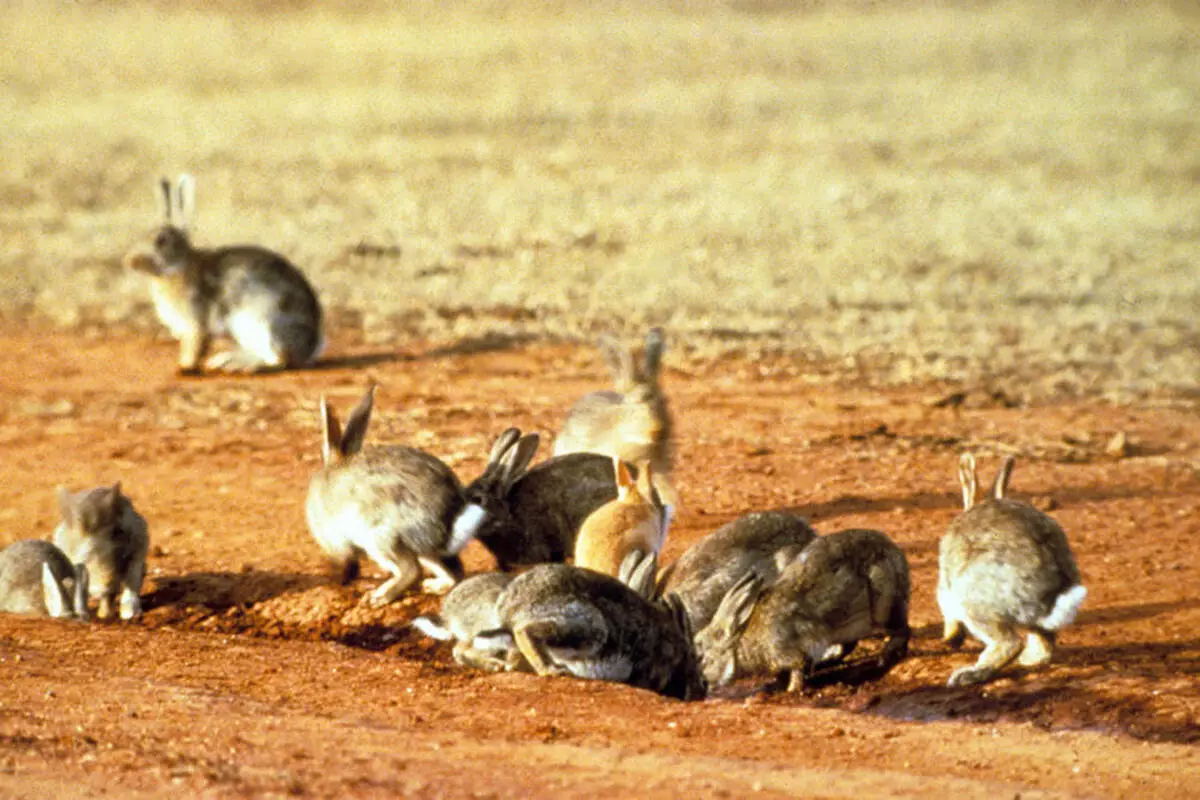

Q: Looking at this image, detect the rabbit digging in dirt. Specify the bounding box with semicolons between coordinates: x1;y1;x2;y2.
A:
462;428;622;570
124;174;324;374
0;540;90;620
305;385;484;606
53;484;149;620
938;454;1087;687
471;559;707;700
412;572;521;671
657;509;817;633
553;328;677;506
573;458;669;579
695;528;911;692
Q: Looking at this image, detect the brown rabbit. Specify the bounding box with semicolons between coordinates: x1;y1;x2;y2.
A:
553;328;677;506
938;453;1087;687
573;458;668;578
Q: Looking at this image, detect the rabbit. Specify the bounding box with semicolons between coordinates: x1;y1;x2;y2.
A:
0;540;90;621
572;458;669;579
124;174;324;374
938;453;1087;687
657;510;817;634
305;384;485;605
462;428;624;570
694;528;911;692
469;559;706;700
53;483;149;620
411;572;520;671
553;328;677;507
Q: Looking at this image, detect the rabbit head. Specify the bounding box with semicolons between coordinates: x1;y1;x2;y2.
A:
598;327;665;399
57;483;123;540
659;593;707;701
320;383;377;468
694;572;764;687
125;175;197;277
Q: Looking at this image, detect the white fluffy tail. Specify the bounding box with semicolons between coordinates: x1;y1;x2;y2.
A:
1040;584;1087;630
411;615;453;641
445;503;486;556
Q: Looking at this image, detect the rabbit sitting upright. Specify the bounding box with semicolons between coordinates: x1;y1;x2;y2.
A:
305;384;485;605
124;174;324;374
0;540;89;621
53;483;149;620
938;453;1087;687
694;528;910;692
553;328;677;507
573;458;669;579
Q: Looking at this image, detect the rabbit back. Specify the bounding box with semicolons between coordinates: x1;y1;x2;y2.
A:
0;540;78;618
662;510;817;631
433;572;515;642
307;445;466;560
940;499;1083;630
554;390;672;475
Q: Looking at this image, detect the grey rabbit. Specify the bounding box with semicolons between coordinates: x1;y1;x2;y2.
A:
657;510;817;633
53;483;149;620
124;174;324;374
553;328;677;506
0;540;90;620
305;385;485;605
462;428;621;570
470;558;707;700
938;453;1087;687
411;572;517;671
695;528;910;692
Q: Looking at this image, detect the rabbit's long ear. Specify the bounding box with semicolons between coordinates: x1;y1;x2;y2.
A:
714;572;761;636
597;334;634;384
992;456;1015;500
340;383;376;458
618;550;657;600
643;327;665;379
41;564;66;619
614;458;635;498
158;177;174;225
957;452;978;510
319;395;342;466
176;174;196;230
499;434;539;494
487;428;522;469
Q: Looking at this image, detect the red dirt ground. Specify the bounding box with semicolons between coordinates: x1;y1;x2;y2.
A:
1;325;1197;798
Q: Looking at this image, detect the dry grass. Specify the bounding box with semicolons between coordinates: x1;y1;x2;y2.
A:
1;0;1198;397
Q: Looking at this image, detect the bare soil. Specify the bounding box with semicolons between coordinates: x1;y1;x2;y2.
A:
1;326;1198;798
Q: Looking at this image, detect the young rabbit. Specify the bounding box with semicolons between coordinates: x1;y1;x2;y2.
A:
462;428;622;570
471;560;706;700
938;453;1087;687
412;572;520;671
573;458;668;579
553;328;677;506
657;510;817;633
124;174;324;374
53;484;149;620
0;540;90;620
305;385;485;605
695;528;911;692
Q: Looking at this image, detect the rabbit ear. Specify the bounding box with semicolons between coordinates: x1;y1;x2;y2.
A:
499;434;539;493
614;458;635;497
158;177;174;225
643;327;665;379
340;384;376;458
486;428;522;469
958;452;978;510
319;395;342;466
597;334;635;384
41;563;66;618
714;572;761;637
992;455;1015;500
618;550;658;600
73;563;90;621
176;174;195;230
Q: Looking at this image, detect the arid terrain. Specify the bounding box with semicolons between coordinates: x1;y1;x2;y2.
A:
2;0;1199;797
1;328;1198;798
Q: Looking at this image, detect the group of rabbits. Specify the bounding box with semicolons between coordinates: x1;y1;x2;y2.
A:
0;174;1088;703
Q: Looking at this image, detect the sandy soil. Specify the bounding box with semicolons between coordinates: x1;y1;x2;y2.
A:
0;326;1197;798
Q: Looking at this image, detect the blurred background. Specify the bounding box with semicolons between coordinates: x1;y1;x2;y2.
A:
1;0;1197;398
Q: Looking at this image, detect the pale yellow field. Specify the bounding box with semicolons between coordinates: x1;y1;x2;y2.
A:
2;0;1198;397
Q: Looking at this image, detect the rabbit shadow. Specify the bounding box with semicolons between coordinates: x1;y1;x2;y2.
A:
1074;597;1200;628
142;570;326;611
308;350;402;371
419;331;541;359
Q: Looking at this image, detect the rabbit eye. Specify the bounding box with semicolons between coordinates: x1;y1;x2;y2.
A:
154;232;169;249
